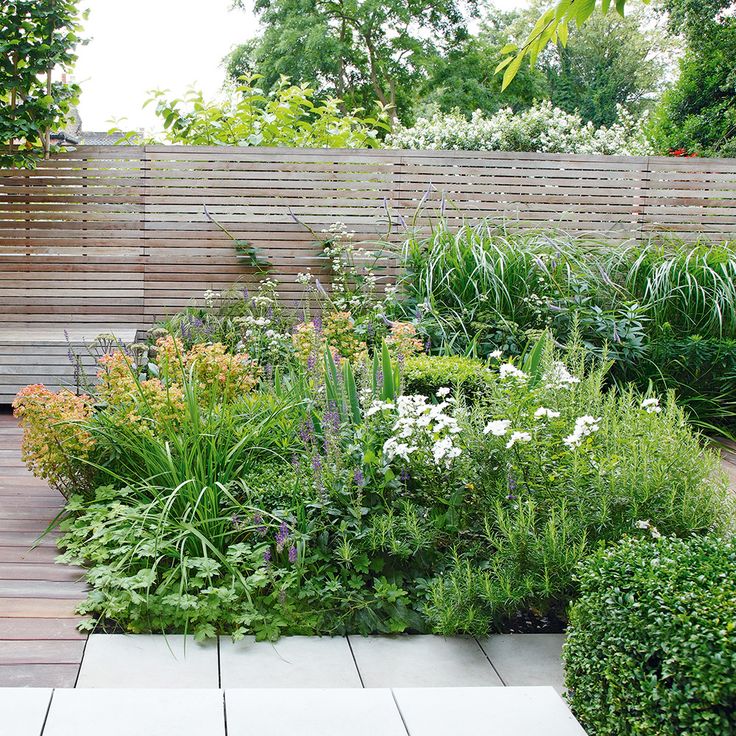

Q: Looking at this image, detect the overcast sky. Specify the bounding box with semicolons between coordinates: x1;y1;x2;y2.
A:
74;0;527;133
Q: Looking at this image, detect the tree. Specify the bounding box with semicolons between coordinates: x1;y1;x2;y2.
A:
496;0;647;89
419;8;548;117
228;0;473;125
649;1;736;155
544;7;671;127
0;0;83;167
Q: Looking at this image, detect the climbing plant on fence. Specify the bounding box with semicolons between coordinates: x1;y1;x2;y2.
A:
0;0;83;168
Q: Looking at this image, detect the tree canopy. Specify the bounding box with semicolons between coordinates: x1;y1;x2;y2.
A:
0;0;83;167
227;0;473;124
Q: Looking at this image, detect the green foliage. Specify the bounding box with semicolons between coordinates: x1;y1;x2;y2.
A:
0;0;83;167
229;0;471;125
420;8;548;117
424;341;730;634
145;76;388;148
614;241;736;337
564;535;736;735
392;221;736;429
649;17;736;156
393;221;619;357
403;355;495;400
544;7;669;127
632;332;736;432
50;330;730;638
496;0;648;90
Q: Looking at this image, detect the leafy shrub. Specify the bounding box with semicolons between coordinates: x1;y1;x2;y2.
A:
143;76;388;149
564;535;736;736
393;221;736;430
635;332;736;431
12;385;94;497
423;341;730;634
403;355;495;400
388;101;653;155
613;241;736;338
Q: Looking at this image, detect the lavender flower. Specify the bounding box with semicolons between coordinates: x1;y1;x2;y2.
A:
399;468;410;483
307;352;317;372
288;545;298;563
324;404;340;433
312;314;323;332
253;513;267;536
263;548;272;564
299;418;315;445
311;454;322;472
353;468;365;487
276;521;289;551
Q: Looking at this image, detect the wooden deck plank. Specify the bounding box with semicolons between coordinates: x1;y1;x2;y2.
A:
0;663;79;687
0;639;85;664
0;414;87;685
0;618;86;640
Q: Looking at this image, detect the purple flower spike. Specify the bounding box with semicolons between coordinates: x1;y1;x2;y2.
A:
288;545;297;563
263;548;272;564
353;468;365;487
276;521;289;551
311;454;322;472
253;513;267;536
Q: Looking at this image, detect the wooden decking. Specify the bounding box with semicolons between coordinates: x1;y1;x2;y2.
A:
0;411;87;687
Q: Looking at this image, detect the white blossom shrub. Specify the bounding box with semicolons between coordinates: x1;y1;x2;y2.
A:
388;101;653;156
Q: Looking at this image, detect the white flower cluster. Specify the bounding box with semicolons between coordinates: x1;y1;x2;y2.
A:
563;415;601;449
388;101;653;156
499;363;528;381
635;519;662;539
203;289;221;309
543;361;581;390
641;397;662;414
484;419;512;436
379;392;462;468
534;407;560;419
506;431;532;449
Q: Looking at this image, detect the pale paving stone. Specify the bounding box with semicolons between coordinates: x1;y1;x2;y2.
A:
220;636;362;688
479;634;566;693
226;688;408;736
0;687;52;736
43;689;225;736
76;634;218;688
349;635;502;687
393;686;587;736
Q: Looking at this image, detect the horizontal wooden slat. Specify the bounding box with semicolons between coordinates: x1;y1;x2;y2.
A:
1;144;735;351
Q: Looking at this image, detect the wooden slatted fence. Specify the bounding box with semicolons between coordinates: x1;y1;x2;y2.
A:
1;145;735;400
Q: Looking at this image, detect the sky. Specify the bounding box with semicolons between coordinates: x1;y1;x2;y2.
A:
74;0;528;133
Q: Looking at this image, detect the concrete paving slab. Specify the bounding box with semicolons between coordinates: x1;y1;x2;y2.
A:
393;686;587;736
479;634;566;693
220;636;362;688
349;635;502;687
42;688;225;736
0;687;52;736
226;688;408;735
76;634;218;688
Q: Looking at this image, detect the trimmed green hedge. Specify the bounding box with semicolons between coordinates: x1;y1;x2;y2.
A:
403;355;494;399
564;535;736;736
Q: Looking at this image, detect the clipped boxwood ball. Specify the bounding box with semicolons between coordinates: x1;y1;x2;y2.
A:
403;355;494;400
563;535;736;736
